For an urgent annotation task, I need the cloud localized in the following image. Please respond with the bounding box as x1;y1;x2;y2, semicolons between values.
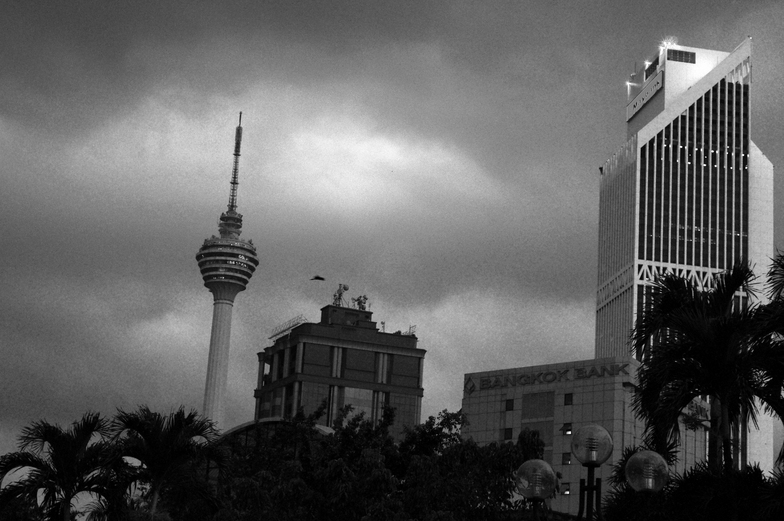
371;288;595;417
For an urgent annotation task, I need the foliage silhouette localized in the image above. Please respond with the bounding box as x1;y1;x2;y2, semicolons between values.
630;261;784;470
0;412;118;521
111;406;219;520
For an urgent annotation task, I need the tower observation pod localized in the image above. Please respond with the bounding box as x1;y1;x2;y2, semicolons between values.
196;113;259;428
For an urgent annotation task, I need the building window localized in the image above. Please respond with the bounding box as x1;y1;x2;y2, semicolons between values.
562;452;572;465
503;428;514;441
505;399;514;411
284;383;295;417
390;355;421;388
644;56;659;80
520;392;555;419
343;348;376;382
561;423;572;435
564;393;573;406
521;421;554;447
561;483;570;495
275;352;284;381
287;345;297;376
667;49;696;64
271;388;283;417
302;343;330;377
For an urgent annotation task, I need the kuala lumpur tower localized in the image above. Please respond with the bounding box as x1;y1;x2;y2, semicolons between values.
196;113;259;427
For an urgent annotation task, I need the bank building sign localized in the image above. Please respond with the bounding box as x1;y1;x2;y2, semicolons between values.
466;363;631;394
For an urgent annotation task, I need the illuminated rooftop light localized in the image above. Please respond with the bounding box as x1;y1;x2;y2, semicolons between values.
662;36;678;48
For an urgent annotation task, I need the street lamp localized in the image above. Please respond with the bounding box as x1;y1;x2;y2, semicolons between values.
571;424;613;521
625;450;668;493
515;459;556;521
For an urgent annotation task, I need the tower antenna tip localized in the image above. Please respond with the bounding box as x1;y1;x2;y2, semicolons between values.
238;112;242;125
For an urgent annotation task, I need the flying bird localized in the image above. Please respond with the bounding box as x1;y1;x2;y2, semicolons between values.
311;275;325;281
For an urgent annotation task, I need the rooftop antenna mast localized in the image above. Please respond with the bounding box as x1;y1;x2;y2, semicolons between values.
228;112;243;213
333;284;349;307
218;112;244;239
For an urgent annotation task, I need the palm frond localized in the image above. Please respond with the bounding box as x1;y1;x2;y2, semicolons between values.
765;250;784;301
19;421;66;454
627;260;784;470
0;478;41;509
0;451;51;482
710;261;756;311
111;405;219;518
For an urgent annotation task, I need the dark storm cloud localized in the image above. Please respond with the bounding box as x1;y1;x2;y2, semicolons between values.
0;0;444;136
1;1;202;133
0;270;194;430
2;0;777;134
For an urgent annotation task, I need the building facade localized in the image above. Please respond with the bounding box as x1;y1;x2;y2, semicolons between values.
595;38;776;470
461;357;706;515
254;304;426;438
595;38;773;359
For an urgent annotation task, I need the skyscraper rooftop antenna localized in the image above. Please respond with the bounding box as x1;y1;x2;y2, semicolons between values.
228;112;243;213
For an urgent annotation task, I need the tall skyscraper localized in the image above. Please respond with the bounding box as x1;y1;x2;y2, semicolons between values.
595;38;775;469
596;38;773;359
196;114;260;427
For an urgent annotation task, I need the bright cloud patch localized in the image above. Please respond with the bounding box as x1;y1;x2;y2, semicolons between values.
370;289;595;418
284;114;503;219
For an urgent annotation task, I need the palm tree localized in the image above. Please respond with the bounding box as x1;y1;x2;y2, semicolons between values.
630;262;784;471
760;251;784;341
764;251;784;303
0;412;117;521
83;454;145;521
111;406;218;520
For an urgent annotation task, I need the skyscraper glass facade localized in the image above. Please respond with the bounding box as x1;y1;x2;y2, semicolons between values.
595;39;770;360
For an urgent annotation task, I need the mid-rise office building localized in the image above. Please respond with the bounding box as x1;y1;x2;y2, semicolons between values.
462;356;706;514
254;297;426;439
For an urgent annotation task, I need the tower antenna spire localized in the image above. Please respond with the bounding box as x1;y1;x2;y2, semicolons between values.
196;113;259;428
228;111;243;213
217;112;244;239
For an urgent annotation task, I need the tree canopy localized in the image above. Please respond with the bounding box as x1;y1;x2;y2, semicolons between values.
208;406;544;521
0;412;118;521
1;406;550;520
631;260;784;470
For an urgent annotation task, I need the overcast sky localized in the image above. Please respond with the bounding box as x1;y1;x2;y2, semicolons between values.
2;0;784;455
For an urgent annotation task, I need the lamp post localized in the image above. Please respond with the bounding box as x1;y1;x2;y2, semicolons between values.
625;450;668;493
571;424;613;521
515;459;556;521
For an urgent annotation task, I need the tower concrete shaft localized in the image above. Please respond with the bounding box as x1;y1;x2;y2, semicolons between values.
202;286;241;426
197;114;259;428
